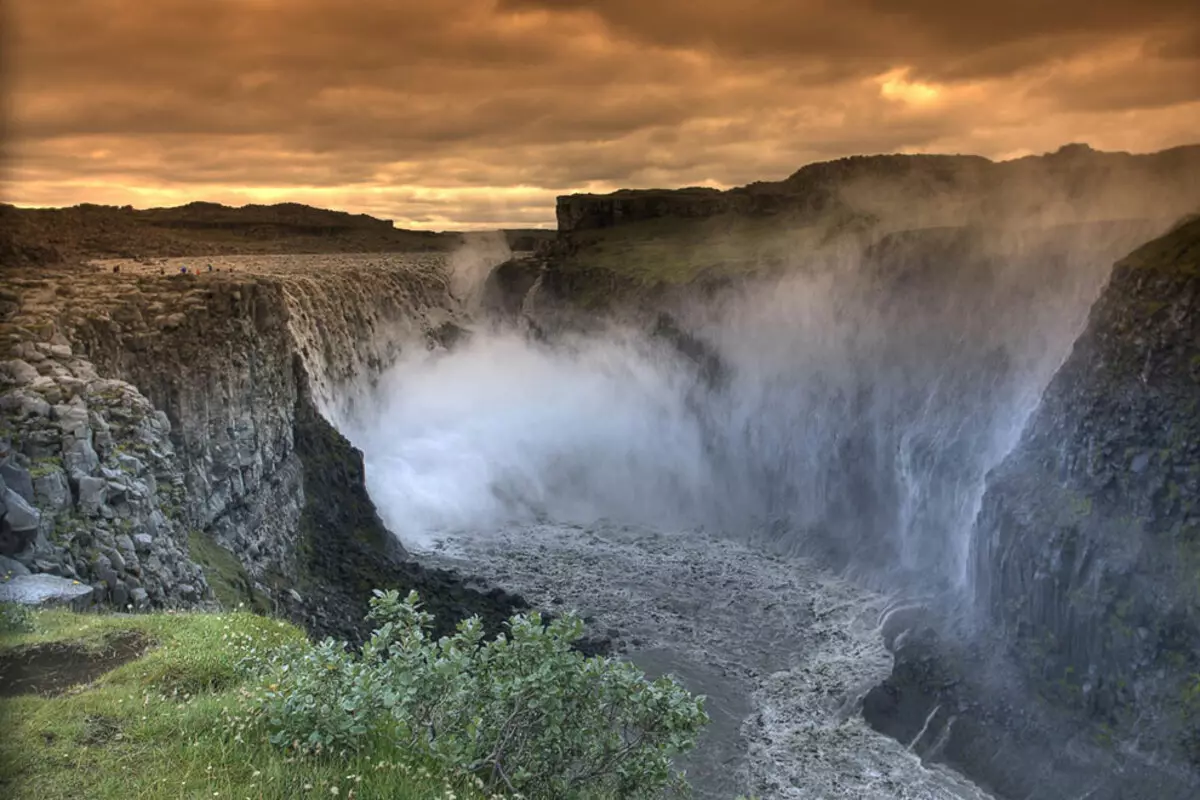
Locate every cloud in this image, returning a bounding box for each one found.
[4,0,1198,229]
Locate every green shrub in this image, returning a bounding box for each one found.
[0,601,35,634]
[253,590,710,798]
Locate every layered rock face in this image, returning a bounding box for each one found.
[972,216,1200,766]
[0,337,208,609]
[0,258,523,640]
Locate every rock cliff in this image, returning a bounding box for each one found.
[0,258,524,640]
[557,144,1200,233]
[972,216,1200,767]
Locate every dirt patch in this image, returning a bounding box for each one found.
[0,631,150,697]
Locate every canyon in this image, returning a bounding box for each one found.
[2,143,1199,798]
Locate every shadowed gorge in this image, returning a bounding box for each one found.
[3,146,1200,798]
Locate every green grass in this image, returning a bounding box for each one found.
[0,610,493,800]
[187,531,273,614]
[551,210,876,309]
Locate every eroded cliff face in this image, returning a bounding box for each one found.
[0,258,523,640]
[972,216,1200,766]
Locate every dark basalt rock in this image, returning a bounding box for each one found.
[966,216,1200,783]
[288,355,528,643]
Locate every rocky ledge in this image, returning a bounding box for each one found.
[0,257,524,641]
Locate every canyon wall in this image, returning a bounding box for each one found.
[971,216,1200,767]
[0,261,522,640]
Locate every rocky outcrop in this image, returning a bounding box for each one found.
[971,216,1200,768]
[0,339,209,610]
[557,144,1200,234]
[0,260,523,639]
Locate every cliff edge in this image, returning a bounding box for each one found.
[973,215,1200,766]
[0,259,523,641]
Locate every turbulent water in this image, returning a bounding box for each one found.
[331,219,1172,797]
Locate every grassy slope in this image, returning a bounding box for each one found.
[546,211,874,310]
[0,611,485,800]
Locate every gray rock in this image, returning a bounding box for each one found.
[77,475,107,515]
[133,532,154,553]
[0,554,30,578]
[96,564,119,590]
[0,359,40,387]
[33,468,71,511]
[57,377,88,399]
[28,375,58,394]
[178,583,198,601]
[130,587,150,608]
[0,573,93,608]
[19,429,61,459]
[102,547,125,573]
[115,453,146,476]
[11,342,45,362]
[64,438,100,476]
[32,558,63,576]
[68,360,99,381]
[1,389,52,418]
[47,344,72,359]
[3,488,40,532]
[111,581,129,609]
[105,481,128,504]
[0,463,34,503]
[115,533,137,557]
[91,413,114,455]
[55,403,90,438]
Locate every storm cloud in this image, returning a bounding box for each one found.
[4,0,1198,228]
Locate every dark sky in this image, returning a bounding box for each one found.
[4,0,1198,229]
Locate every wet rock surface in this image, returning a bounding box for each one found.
[971,216,1200,777]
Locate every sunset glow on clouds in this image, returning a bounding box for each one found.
[4,0,1198,229]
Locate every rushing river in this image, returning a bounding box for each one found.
[413,520,993,799]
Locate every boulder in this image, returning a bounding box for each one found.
[0,359,39,387]
[0,554,30,579]
[0,389,51,419]
[63,438,100,476]
[0,463,34,503]
[33,468,71,512]
[3,487,40,533]
[0,573,93,609]
[76,475,107,516]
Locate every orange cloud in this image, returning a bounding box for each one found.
[4,0,1198,229]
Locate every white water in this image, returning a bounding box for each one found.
[330,218,1171,797]
[340,222,1157,593]
[349,329,713,547]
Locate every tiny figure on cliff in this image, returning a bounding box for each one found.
[180,266,188,275]
[207,263,213,272]
[112,265,120,274]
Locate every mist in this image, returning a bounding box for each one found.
[337,215,1170,603]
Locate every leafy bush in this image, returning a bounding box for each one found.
[253,590,710,798]
[0,601,34,634]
